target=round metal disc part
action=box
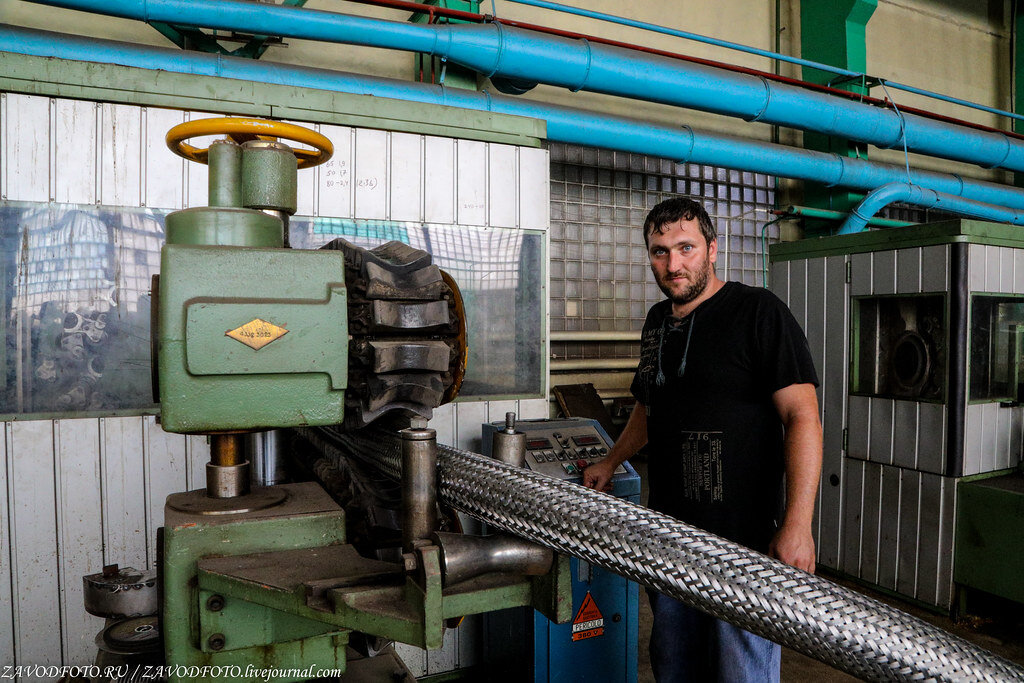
[166,486,287,515]
[97,616,161,655]
[83,566,158,619]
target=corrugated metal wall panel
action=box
[896,469,921,598]
[840,458,864,576]
[805,258,826,382]
[0,426,14,663]
[54,99,97,205]
[453,401,488,454]
[998,246,1015,292]
[968,244,987,291]
[771,260,790,305]
[920,245,949,292]
[488,144,517,228]
[1016,249,1024,292]
[143,107,186,211]
[354,128,388,220]
[892,400,918,469]
[995,402,1013,471]
[787,259,807,333]
[936,476,956,607]
[872,250,897,295]
[316,124,354,218]
[518,397,551,420]
[877,465,901,590]
[99,103,142,207]
[818,255,848,569]
[456,139,487,226]
[424,136,455,224]
[962,405,986,476]
[859,459,882,584]
[9,420,62,664]
[3,94,51,202]
[390,132,423,223]
[100,417,148,571]
[917,402,946,475]
[916,472,943,606]
[868,399,894,465]
[895,247,920,293]
[56,419,104,664]
[519,146,549,231]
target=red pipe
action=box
[340,0,1024,142]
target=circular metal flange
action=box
[166,486,288,516]
[96,616,161,655]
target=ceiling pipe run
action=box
[839,182,1024,234]
[23,0,1024,175]
[345,0,1024,141]
[7,25,1024,213]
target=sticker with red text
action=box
[571,591,605,641]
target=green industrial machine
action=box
[150,118,570,682]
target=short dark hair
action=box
[643,197,716,247]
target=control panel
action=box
[482,417,628,482]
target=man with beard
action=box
[583,197,822,683]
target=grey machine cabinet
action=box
[770,220,1024,611]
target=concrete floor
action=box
[629,456,1024,682]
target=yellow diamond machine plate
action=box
[225,318,289,350]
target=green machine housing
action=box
[153,122,568,682]
[155,139,349,433]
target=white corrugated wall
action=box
[0,92,551,672]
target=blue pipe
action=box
[6,25,1024,212]
[839,182,1024,234]
[21,0,1024,175]
[504,0,1024,126]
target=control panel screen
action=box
[572,435,601,447]
[526,438,553,450]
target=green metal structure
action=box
[155,117,570,681]
[156,130,349,433]
[800,0,877,221]
[956,472,1024,608]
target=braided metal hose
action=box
[328,428,1024,683]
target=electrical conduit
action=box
[23,0,1024,174]
[7,26,1024,214]
[839,182,1024,234]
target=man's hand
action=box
[582,459,616,492]
[769,524,816,573]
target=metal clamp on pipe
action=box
[431,531,554,586]
[401,424,439,552]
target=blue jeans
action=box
[648,591,781,683]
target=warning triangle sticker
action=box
[571,591,605,641]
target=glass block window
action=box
[549,143,777,360]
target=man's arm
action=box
[768,382,822,573]
[583,401,647,491]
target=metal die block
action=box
[326,547,571,650]
[162,482,349,682]
[157,245,348,433]
[189,527,570,657]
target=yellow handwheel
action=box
[165,117,334,169]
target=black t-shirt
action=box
[630,281,819,553]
